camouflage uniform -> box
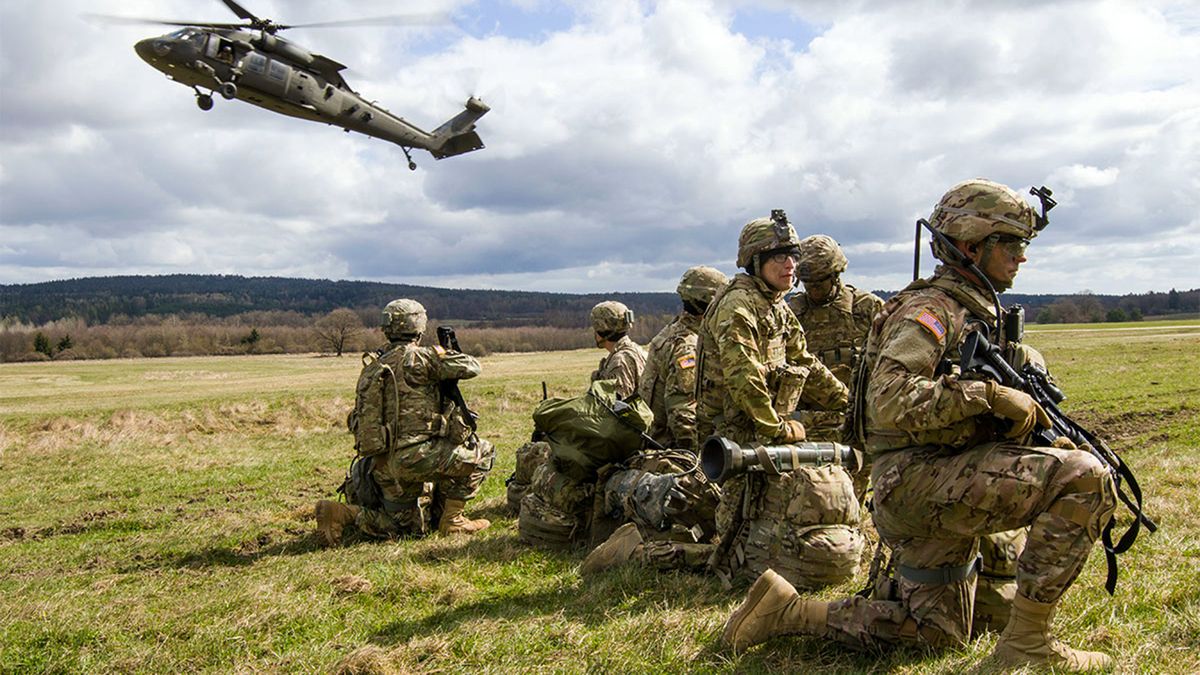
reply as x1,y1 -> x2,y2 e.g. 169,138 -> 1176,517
692,218 -> 855,588
696,272 -> 848,445
820,264 -> 1117,648
354,340 -> 495,538
591,335 -> 647,400
787,282 -> 882,440
639,313 -> 702,449
724,181 -> 1120,671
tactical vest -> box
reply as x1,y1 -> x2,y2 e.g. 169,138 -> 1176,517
789,283 -> 879,386
696,274 -> 800,445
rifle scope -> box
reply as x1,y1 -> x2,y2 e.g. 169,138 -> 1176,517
700,436 -> 862,484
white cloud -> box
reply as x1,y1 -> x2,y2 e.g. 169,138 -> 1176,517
1,0 -> 1198,295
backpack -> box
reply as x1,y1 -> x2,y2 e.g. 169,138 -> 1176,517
346,346 -> 401,457
337,455 -> 384,510
531,378 -> 652,482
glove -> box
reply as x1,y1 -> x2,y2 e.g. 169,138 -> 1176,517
1051,435 -> 1077,450
778,419 -> 807,443
987,383 -> 1052,440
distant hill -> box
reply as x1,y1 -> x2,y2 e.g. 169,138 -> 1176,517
0,274 -> 679,327
1,274 -> 1195,327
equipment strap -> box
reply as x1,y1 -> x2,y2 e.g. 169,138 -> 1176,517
896,555 -> 980,586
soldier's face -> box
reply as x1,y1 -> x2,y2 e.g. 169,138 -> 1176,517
977,238 -> 1027,291
802,276 -> 836,302
760,253 -> 797,292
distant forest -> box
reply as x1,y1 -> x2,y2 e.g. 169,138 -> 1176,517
1,275 -> 1197,362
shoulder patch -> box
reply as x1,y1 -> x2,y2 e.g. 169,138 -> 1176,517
433,345 -> 447,357
676,355 -> 696,370
914,310 -> 947,342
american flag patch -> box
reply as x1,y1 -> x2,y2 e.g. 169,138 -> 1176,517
915,311 -> 946,341
677,355 -> 696,369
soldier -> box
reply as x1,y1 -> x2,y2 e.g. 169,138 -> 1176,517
787,235 -> 883,441
695,214 -> 848,449
640,266 -> 729,450
589,300 -> 646,399
693,213 -> 858,589
315,298 -> 495,545
723,180 -> 1118,671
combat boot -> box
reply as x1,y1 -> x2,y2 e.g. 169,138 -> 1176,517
580,523 -> 644,575
722,568 -> 829,652
992,594 -> 1112,671
438,498 -> 491,536
315,500 -> 360,547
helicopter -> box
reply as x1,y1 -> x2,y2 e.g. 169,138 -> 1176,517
104,0 -> 489,170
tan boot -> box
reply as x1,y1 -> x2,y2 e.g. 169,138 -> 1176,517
438,498 -> 491,536
315,500 -> 360,547
722,568 -> 829,652
992,594 -> 1112,671
581,523 -> 644,575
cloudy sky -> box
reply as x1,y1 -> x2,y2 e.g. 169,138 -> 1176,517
2,0 -> 1198,296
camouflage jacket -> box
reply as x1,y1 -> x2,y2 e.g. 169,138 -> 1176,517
638,313 -> 701,449
377,340 -> 481,450
696,273 -> 848,445
788,282 -> 884,387
860,266 -> 1002,455
591,335 -> 647,399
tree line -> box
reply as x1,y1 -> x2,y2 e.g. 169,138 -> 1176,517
1,275 -> 1196,363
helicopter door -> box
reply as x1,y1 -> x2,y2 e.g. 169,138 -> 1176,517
206,35 -> 237,65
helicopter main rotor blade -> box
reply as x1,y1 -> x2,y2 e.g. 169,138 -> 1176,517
84,14 -> 247,30
277,13 -> 451,31
220,0 -> 259,23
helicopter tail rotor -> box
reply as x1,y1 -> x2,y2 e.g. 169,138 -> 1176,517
427,98 -> 490,159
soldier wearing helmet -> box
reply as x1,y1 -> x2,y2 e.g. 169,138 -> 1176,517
637,266 -> 729,450
695,213 -> 849,448
686,213 -> 855,588
316,298 -> 496,545
787,235 -> 883,496
589,300 -> 647,399
724,180 -> 1118,673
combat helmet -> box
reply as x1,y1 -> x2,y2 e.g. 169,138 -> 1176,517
676,266 -> 728,312
381,298 -> 427,341
796,235 -> 848,282
737,212 -> 801,271
591,301 -> 634,338
928,179 -> 1038,262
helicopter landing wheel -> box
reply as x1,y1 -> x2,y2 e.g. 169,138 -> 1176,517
219,82 -> 238,100
196,93 -> 214,111
408,161 -> 417,171
402,147 -> 417,171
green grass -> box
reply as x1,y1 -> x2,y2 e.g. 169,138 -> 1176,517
2,328 -> 1198,673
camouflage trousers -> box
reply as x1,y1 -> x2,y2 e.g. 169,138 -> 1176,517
357,436 -> 495,538
824,441 -> 1116,650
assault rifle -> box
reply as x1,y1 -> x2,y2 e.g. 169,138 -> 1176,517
436,326 -> 478,431
960,330 -> 1156,594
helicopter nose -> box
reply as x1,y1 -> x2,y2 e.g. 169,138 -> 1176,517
134,38 -> 170,63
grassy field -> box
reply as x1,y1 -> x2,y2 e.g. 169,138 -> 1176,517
2,324 -> 1198,673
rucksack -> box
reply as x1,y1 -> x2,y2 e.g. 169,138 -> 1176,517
531,378 -> 652,482
346,346 -> 401,457
337,455 -> 384,510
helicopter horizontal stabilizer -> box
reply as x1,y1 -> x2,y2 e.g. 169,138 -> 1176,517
428,97 -> 490,159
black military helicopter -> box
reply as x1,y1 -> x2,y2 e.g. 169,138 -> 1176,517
100,0 -> 488,169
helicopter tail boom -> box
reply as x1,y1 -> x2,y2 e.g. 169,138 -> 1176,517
428,97 -> 490,159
